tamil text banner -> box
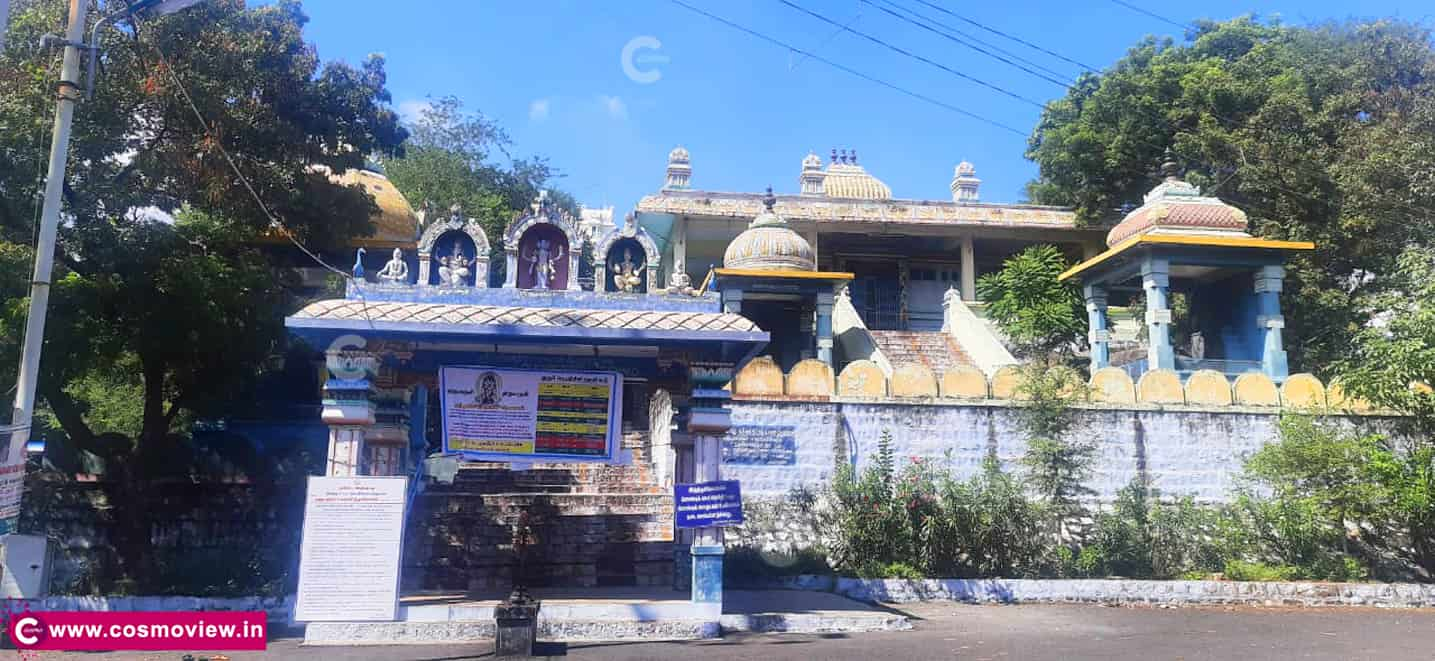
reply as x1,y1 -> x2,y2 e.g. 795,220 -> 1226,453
440,367 -> 622,463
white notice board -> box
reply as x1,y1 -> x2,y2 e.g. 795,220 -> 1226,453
294,476 -> 408,622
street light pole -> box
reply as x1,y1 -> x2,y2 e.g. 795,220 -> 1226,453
2,0 -> 85,537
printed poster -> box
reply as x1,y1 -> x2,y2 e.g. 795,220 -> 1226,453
440,366 -> 622,463
294,476 -> 408,622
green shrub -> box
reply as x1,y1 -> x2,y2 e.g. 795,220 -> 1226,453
1077,481 -> 1233,579
724,546 -> 832,585
855,561 -> 925,580
1223,560 -> 1300,582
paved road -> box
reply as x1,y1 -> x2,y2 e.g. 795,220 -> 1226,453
31,603 -> 1435,660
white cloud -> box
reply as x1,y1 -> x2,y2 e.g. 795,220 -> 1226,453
396,99 -> 431,124
597,95 -> 627,120
528,98 -> 551,122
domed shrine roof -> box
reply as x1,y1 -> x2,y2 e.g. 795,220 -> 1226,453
1105,155 -> 1249,247
822,149 -> 891,200
668,145 -> 690,164
723,188 -> 816,271
331,168 -> 419,246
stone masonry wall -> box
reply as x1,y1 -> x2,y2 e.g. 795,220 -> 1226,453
404,431 -> 676,592
727,400 -> 1333,502
724,356 -> 1397,503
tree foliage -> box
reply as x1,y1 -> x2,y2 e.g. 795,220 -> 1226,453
1026,17 -> 1435,371
1339,248 -> 1435,432
381,96 -> 578,286
0,0 -> 405,452
976,244 -> 1086,358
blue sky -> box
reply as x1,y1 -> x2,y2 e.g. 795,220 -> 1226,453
295,0 -> 1432,215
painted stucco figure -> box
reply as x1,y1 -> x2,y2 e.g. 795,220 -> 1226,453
524,238 -> 566,290
375,248 -> 409,284
613,248 -> 643,293
438,244 -> 475,287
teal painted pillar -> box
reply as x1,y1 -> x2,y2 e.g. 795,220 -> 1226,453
815,291 -> 835,366
1084,284 -> 1110,373
685,361 -> 734,610
1142,257 -> 1175,371
1254,265 -> 1289,380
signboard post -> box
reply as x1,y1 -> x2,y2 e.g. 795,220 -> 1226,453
440,367 -> 622,464
294,476 -> 408,622
674,480 -> 744,529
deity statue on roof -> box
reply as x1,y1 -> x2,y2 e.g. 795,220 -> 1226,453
523,238 -> 565,290
376,248 -> 409,284
612,248 -> 643,293
438,243 -> 475,287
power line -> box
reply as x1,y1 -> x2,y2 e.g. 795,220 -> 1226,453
863,0 -> 1076,88
143,35 -> 353,280
1106,0 -> 1191,31
776,0 -> 1048,108
666,0 -> 1030,136
904,0 -> 1100,73
135,22 -> 381,330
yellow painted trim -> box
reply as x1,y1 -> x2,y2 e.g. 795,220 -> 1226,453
1058,234 -> 1316,281
715,268 -> 855,281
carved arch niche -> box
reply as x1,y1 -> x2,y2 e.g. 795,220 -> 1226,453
593,213 -> 661,293
416,209 -> 491,287
503,194 -> 581,291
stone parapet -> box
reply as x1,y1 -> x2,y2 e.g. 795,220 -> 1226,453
728,359 -> 1399,414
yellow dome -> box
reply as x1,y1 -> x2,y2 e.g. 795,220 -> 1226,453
723,189 -> 816,271
332,168 -> 419,247
822,162 -> 891,200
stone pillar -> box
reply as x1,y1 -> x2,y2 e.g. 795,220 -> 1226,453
897,258 -> 911,328
960,235 -> 977,302
367,386 -> 413,476
474,257 -> 491,289
671,216 -> 688,288
321,346 -> 378,476
417,251 -> 432,286
503,250 -> 518,288
685,361 -> 734,610
815,291 -> 835,366
1254,265 -> 1289,380
1142,257 -> 1175,371
567,249 -> 581,291
807,228 -> 820,270
1084,284 -> 1110,372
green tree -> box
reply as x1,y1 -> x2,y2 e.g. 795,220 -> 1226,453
976,244 -> 1086,358
1340,249 -> 1435,432
1336,249 -> 1435,573
1014,363 -> 1093,537
1025,17 -> 1435,372
0,0 -> 405,582
382,96 -> 578,286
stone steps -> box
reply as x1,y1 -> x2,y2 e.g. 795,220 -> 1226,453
869,330 -> 974,374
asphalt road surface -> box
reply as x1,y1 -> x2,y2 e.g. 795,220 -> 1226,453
30,603 -> 1435,660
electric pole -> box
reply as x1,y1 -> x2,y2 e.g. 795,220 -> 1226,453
2,0 -> 85,537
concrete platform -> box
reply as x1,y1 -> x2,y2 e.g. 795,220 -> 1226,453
302,588 -> 909,645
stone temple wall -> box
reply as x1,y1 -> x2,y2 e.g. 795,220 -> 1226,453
724,357 -> 1395,503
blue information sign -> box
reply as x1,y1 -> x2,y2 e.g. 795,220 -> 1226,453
674,480 -> 744,529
